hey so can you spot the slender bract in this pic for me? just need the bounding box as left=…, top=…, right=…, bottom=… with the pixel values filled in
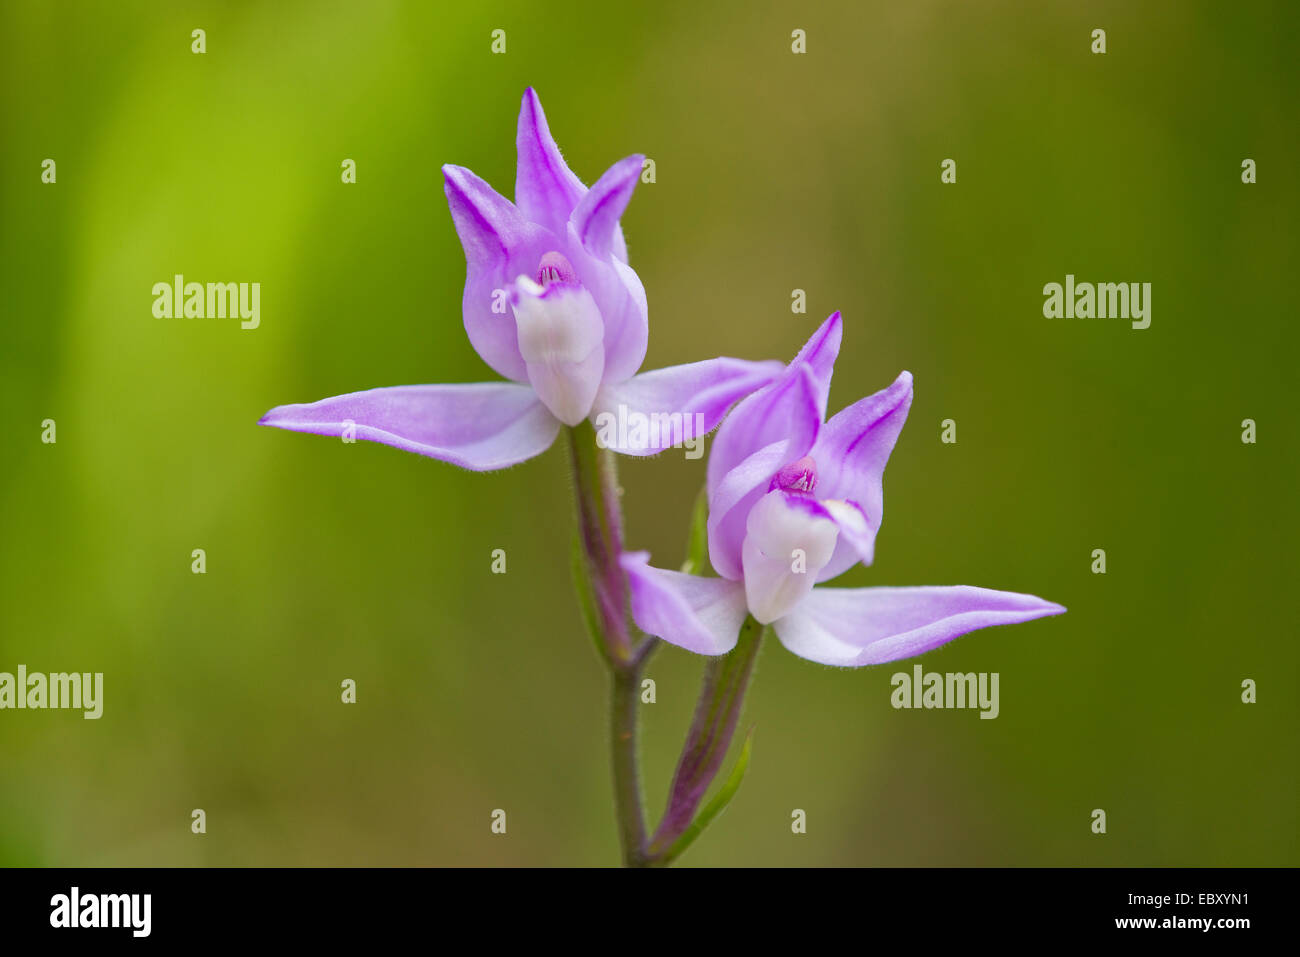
left=650, top=616, right=765, bottom=860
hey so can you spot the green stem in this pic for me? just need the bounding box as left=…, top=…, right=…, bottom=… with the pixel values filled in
left=566, top=422, right=652, bottom=865
left=566, top=423, right=759, bottom=866
left=610, top=663, right=648, bottom=866
left=566, top=422, right=632, bottom=666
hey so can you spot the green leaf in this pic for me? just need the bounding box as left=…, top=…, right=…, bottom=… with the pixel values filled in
left=657, top=725, right=755, bottom=866
left=679, top=484, right=710, bottom=575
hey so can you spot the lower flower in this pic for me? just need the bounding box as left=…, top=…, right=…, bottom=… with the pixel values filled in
left=620, top=312, right=1065, bottom=664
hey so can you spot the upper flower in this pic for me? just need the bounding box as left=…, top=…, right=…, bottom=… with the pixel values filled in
left=259, top=89, right=781, bottom=468
left=443, top=88, right=649, bottom=425
left=622, top=313, right=1066, bottom=665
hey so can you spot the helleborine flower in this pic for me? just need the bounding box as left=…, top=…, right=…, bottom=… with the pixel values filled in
left=621, top=312, right=1066, bottom=665
left=259, top=88, right=780, bottom=468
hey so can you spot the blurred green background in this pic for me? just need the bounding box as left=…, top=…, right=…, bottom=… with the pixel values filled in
left=1, top=0, right=1296, bottom=866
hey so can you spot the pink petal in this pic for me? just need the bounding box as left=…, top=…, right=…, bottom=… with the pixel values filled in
left=259, top=382, right=561, bottom=471
left=570, top=154, right=643, bottom=261
left=701, top=449, right=773, bottom=581
left=773, top=585, right=1066, bottom=667
left=443, top=164, right=555, bottom=382
left=814, top=499, right=876, bottom=582
left=570, top=232, right=647, bottom=386
left=811, top=369, right=913, bottom=543
left=620, top=552, right=748, bottom=656
left=788, top=310, right=843, bottom=408
left=514, top=88, right=591, bottom=241
left=706, top=365, right=823, bottom=580
left=705, top=312, right=842, bottom=494
left=443, top=163, right=544, bottom=267
left=591, top=357, right=783, bottom=456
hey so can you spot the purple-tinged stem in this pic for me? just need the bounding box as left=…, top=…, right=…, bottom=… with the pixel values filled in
left=648, top=615, right=764, bottom=858
left=566, top=422, right=654, bottom=865
left=567, top=422, right=633, bottom=666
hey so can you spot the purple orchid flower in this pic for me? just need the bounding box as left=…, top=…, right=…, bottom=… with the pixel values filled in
left=259, top=88, right=779, bottom=468
left=620, top=312, right=1065, bottom=665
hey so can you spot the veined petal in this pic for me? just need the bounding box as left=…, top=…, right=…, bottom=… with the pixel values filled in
left=789, top=310, right=842, bottom=411
left=812, top=369, right=913, bottom=535
left=571, top=154, right=643, bottom=261
left=258, top=382, right=561, bottom=471
left=443, top=164, right=555, bottom=382
left=706, top=365, right=822, bottom=579
left=443, top=164, right=542, bottom=267
left=705, top=313, right=841, bottom=494
left=515, top=88, right=590, bottom=240
left=620, top=552, right=748, bottom=656
left=773, top=585, right=1066, bottom=667
left=590, top=357, right=784, bottom=456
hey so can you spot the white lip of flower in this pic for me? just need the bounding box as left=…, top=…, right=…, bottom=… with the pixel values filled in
left=742, top=490, right=840, bottom=624
left=511, top=269, right=605, bottom=427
